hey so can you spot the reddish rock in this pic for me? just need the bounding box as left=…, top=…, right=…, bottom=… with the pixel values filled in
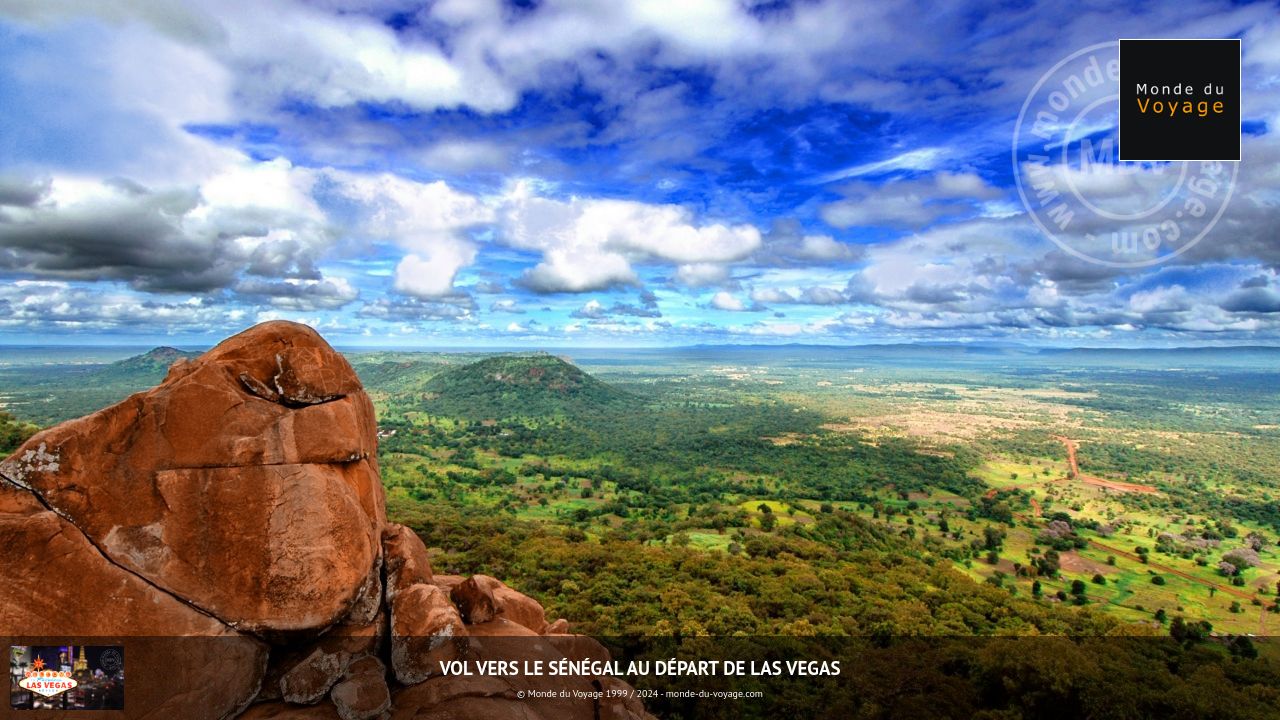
left=0, top=482, right=267, bottom=719
left=390, top=583, right=467, bottom=684
left=466, top=617, right=541, bottom=638
left=451, top=574, right=549, bottom=633
left=382, top=523, right=433, bottom=598
left=431, top=574, right=465, bottom=592
left=279, top=647, right=349, bottom=705
left=0, top=321, right=386, bottom=635
left=343, top=559, right=385, bottom=627
left=545, top=618, right=570, bottom=634
left=598, top=676, right=654, bottom=720
left=331, top=655, right=392, bottom=720
left=545, top=634, right=612, bottom=665
left=240, top=701, right=342, bottom=719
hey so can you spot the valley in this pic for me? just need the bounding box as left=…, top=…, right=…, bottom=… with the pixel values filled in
left=3, top=343, right=1279, bottom=642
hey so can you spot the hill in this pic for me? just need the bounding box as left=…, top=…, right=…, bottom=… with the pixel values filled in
left=421, top=353, right=631, bottom=419
left=89, top=346, right=200, bottom=384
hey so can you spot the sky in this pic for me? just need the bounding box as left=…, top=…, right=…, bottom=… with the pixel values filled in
left=0, top=0, right=1278, bottom=347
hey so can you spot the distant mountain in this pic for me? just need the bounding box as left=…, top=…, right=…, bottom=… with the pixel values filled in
left=91, top=346, right=200, bottom=384
left=667, top=342, right=1280, bottom=368
left=421, top=353, right=630, bottom=419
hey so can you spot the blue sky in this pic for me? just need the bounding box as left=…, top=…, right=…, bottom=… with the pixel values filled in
left=0, top=0, right=1278, bottom=347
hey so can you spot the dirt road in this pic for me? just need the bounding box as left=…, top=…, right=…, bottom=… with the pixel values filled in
left=1085, top=538, right=1257, bottom=601
left=1053, top=435, right=1158, bottom=494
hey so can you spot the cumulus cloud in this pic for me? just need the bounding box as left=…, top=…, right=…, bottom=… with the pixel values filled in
left=570, top=291, right=661, bottom=320
left=749, top=287, right=795, bottom=305
left=799, top=286, right=846, bottom=305
left=753, top=220, right=862, bottom=267
left=711, top=291, right=759, bottom=312
left=488, top=298, right=524, bottom=313
left=0, top=160, right=338, bottom=297
left=393, top=244, right=477, bottom=299
left=0, top=279, right=239, bottom=332
left=332, top=171, right=493, bottom=298
left=357, top=294, right=476, bottom=322
left=674, top=263, right=733, bottom=288
left=570, top=299, right=608, bottom=319
left=4, top=0, right=1280, bottom=343
left=750, top=284, right=846, bottom=306
left=232, top=277, right=357, bottom=310
left=502, top=182, right=760, bottom=293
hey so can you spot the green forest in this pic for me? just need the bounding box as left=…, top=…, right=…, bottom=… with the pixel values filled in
left=3, top=345, right=1279, bottom=717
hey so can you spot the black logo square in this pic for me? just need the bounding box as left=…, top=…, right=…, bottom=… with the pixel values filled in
left=1119, top=39, right=1240, bottom=161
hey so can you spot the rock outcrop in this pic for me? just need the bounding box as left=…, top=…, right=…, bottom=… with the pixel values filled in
left=0, top=321, right=652, bottom=720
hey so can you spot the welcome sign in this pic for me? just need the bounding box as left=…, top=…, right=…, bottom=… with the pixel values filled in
left=9, top=645, right=123, bottom=711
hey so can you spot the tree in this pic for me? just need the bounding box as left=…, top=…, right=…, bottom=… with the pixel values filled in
left=1091, top=573, right=1106, bottom=585
left=1151, top=575, right=1166, bottom=586
left=1229, top=635, right=1258, bottom=659
left=1170, top=616, right=1211, bottom=645
left=759, top=513, right=777, bottom=532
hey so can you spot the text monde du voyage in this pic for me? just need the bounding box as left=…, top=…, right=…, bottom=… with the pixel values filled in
left=1134, top=82, right=1229, bottom=118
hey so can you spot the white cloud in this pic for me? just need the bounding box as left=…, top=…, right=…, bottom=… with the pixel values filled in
left=1128, top=285, right=1193, bottom=314
left=518, top=249, right=639, bottom=293
left=821, top=172, right=1003, bottom=229
left=501, top=181, right=760, bottom=293
left=675, top=262, right=732, bottom=287
left=710, top=291, right=746, bottom=311
left=488, top=298, right=523, bottom=313
left=0, top=279, right=237, bottom=332
left=332, top=171, right=493, bottom=298
left=393, top=244, right=476, bottom=299
left=749, top=287, right=795, bottom=304
left=571, top=299, right=606, bottom=319
left=814, top=147, right=946, bottom=184
left=419, top=140, right=510, bottom=173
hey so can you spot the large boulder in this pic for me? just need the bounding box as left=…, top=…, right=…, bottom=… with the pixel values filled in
left=0, top=320, right=651, bottom=720
left=390, top=583, right=467, bottom=685
left=0, top=321, right=385, bottom=636
left=383, top=523, right=434, bottom=598
left=0, top=482, right=268, bottom=719
left=330, top=655, right=392, bottom=720
left=451, top=574, right=549, bottom=634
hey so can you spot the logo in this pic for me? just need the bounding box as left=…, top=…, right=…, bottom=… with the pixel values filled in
left=1012, top=41, right=1237, bottom=268
left=1119, top=39, right=1241, bottom=161
left=9, top=645, right=124, bottom=710
left=19, top=666, right=78, bottom=699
